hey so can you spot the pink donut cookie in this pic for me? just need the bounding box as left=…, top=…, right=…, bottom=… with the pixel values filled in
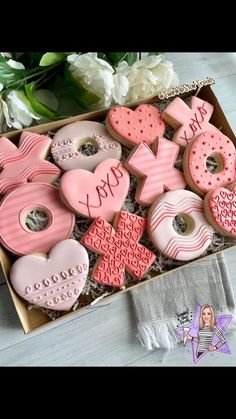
left=162, top=96, right=220, bottom=147
left=59, top=159, right=130, bottom=222
left=183, top=131, right=236, bottom=196
left=125, top=137, right=186, bottom=206
left=10, top=239, right=89, bottom=311
left=81, top=211, right=156, bottom=288
left=204, top=182, right=236, bottom=237
left=106, top=104, right=165, bottom=149
left=0, top=183, right=75, bottom=255
left=51, top=121, right=122, bottom=171
left=148, top=190, right=214, bottom=261
left=0, top=131, right=61, bottom=195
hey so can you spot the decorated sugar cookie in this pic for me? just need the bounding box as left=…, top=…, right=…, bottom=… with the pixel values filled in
left=0, top=131, right=61, bottom=195
left=162, top=96, right=220, bottom=147
left=10, top=239, right=89, bottom=311
left=183, top=131, right=236, bottom=195
left=51, top=121, right=122, bottom=171
left=81, top=211, right=156, bottom=288
left=148, top=190, right=214, bottom=261
left=0, top=183, right=75, bottom=255
left=59, top=159, right=130, bottom=222
left=204, top=182, right=236, bottom=237
left=125, top=137, right=186, bottom=205
left=106, top=104, right=165, bottom=149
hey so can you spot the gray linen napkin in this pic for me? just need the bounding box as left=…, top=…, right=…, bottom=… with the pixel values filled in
left=130, top=252, right=236, bottom=350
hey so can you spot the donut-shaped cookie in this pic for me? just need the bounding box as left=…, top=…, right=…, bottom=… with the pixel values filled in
left=183, top=131, right=236, bottom=196
left=148, top=190, right=214, bottom=261
left=51, top=121, right=122, bottom=171
left=0, top=183, right=75, bottom=255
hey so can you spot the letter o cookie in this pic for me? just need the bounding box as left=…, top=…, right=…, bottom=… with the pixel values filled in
left=0, top=183, right=75, bottom=255
left=183, top=131, right=236, bottom=195
left=148, top=190, right=214, bottom=261
left=51, top=121, right=122, bottom=171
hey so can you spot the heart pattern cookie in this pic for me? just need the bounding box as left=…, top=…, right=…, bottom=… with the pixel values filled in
left=204, top=183, right=236, bottom=237
left=59, top=159, right=130, bottom=222
left=10, top=239, right=89, bottom=311
left=106, top=104, right=165, bottom=149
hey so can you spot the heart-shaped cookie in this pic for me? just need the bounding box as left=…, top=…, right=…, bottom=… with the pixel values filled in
left=204, top=182, right=236, bottom=237
left=59, top=159, right=130, bottom=222
left=10, top=239, right=89, bottom=311
left=106, top=104, right=165, bottom=149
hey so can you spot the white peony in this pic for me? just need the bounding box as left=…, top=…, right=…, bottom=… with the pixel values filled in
left=0, top=96, right=12, bottom=133
left=116, top=54, right=179, bottom=103
left=5, top=90, right=41, bottom=130
left=67, top=53, right=129, bottom=108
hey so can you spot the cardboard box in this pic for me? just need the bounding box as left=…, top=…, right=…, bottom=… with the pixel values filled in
left=1, top=79, right=235, bottom=334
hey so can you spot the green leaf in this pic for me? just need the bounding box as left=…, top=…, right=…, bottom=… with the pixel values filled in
left=126, top=52, right=138, bottom=66
left=148, top=52, right=161, bottom=56
left=103, top=52, right=128, bottom=67
left=63, top=67, right=100, bottom=109
left=0, top=55, right=30, bottom=90
left=25, top=82, right=58, bottom=119
left=39, top=53, right=69, bottom=67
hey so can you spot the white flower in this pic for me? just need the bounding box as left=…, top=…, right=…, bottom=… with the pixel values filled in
left=7, top=59, right=25, bottom=70
left=116, top=55, right=179, bottom=103
left=67, top=53, right=129, bottom=108
left=5, top=90, right=41, bottom=130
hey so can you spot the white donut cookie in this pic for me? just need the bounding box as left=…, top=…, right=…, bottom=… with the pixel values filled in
left=51, top=121, right=122, bottom=171
left=148, top=190, right=214, bottom=261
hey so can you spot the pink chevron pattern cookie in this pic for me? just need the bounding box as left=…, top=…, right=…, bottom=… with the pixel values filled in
left=204, top=182, right=236, bottom=237
left=59, top=159, right=130, bottom=222
left=106, top=104, right=165, bottom=149
left=125, top=138, right=186, bottom=205
left=81, top=211, right=156, bottom=287
left=162, top=96, right=220, bottom=147
left=0, top=132, right=61, bottom=195
left=148, top=190, right=214, bottom=261
left=10, top=239, right=89, bottom=311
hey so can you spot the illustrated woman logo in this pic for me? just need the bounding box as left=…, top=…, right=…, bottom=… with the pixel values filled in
left=185, top=304, right=226, bottom=358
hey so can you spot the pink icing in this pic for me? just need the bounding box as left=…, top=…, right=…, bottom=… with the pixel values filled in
left=185, top=131, right=236, bottom=194
left=0, top=132, right=61, bottom=195
left=148, top=190, right=214, bottom=261
left=206, top=183, right=236, bottom=236
left=106, top=104, right=165, bottom=147
left=51, top=121, right=122, bottom=171
left=125, top=138, right=186, bottom=205
left=10, top=239, right=89, bottom=311
left=59, top=159, right=130, bottom=222
left=0, top=183, right=75, bottom=255
left=81, top=212, right=156, bottom=288
left=163, top=96, right=220, bottom=147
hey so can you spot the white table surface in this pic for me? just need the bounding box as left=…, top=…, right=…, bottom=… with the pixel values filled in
left=1, top=52, right=236, bottom=366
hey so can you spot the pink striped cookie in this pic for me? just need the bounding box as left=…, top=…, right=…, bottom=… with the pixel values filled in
left=0, top=131, right=61, bottom=195
left=125, top=138, right=186, bottom=206
left=204, top=182, right=236, bottom=237
left=106, top=104, right=165, bottom=149
left=0, top=183, right=75, bottom=255
left=162, top=96, right=220, bottom=148
left=148, top=190, right=214, bottom=261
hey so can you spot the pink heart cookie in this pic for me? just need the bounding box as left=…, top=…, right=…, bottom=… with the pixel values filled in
left=59, top=159, right=130, bottom=222
left=204, top=182, right=236, bottom=237
left=10, top=239, right=89, bottom=311
left=106, top=104, right=165, bottom=149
